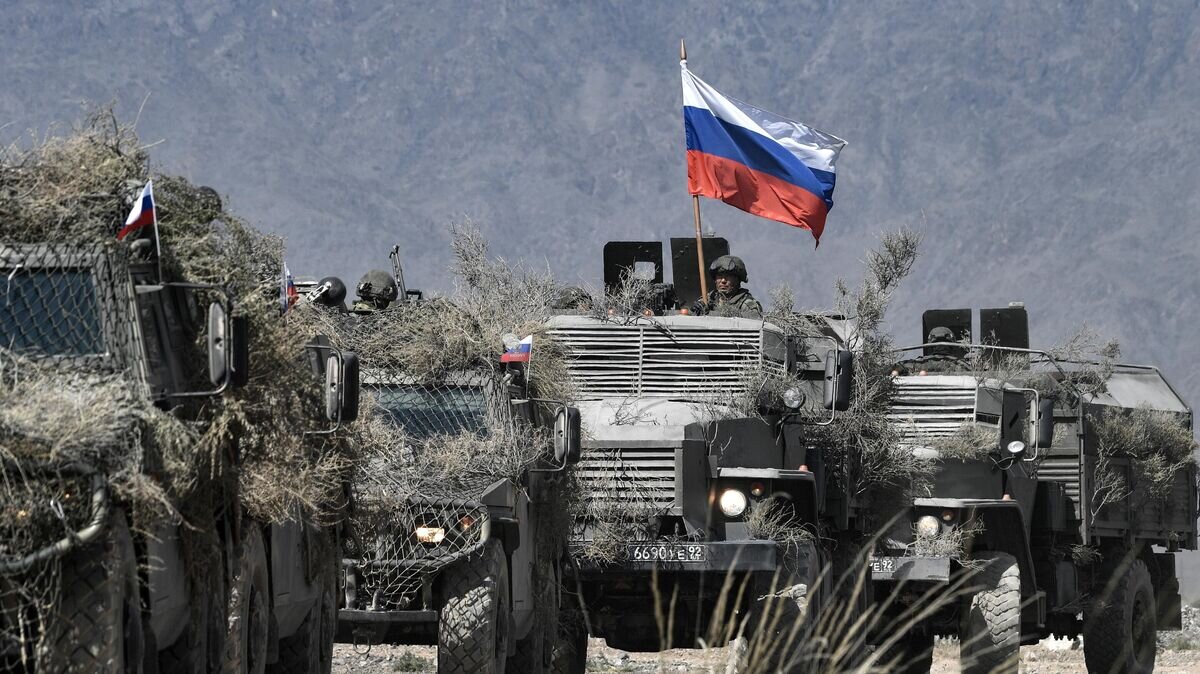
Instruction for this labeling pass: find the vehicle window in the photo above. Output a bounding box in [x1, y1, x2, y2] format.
[371, 385, 491, 439]
[0, 269, 104, 356]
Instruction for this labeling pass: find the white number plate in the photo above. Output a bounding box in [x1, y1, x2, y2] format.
[628, 544, 707, 562]
[870, 557, 896, 574]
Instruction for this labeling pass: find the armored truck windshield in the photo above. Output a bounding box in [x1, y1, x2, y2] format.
[372, 383, 491, 438]
[1, 266, 105, 356]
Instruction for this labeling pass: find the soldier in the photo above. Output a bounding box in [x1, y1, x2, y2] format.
[691, 255, 762, 316]
[350, 269, 398, 313]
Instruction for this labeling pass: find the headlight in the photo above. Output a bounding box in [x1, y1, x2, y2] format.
[1006, 440, 1026, 455]
[718, 489, 748, 517]
[782, 388, 804, 409]
[915, 515, 941, 538]
[415, 526, 446, 544]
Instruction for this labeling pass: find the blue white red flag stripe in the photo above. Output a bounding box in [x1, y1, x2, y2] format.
[682, 63, 846, 243]
[117, 181, 156, 241]
[500, 335, 533, 363]
[280, 261, 297, 314]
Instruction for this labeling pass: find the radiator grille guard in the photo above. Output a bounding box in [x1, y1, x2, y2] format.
[343, 495, 488, 610]
[576, 446, 677, 511]
[888, 376, 979, 449]
[549, 319, 780, 398]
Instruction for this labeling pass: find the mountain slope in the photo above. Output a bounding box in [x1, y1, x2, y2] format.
[3, 0, 1199, 591]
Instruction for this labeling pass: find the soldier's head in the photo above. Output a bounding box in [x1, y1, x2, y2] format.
[710, 255, 747, 294]
[926, 326, 960, 357]
[355, 270, 398, 310]
[927, 326, 955, 344]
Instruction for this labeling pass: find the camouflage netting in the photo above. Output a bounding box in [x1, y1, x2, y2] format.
[288, 224, 577, 614]
[291, 221, 573, 500]
[0, 111, 349, 661]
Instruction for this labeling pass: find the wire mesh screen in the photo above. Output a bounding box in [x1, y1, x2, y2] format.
[343, 369, 533, 608]
[0, 243, 140, 665]
[344, 496, 488, 610]
[0, 243, 138, 373]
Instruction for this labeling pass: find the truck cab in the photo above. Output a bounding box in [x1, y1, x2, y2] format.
[549, 240, 857, 671]
[872, 305, 1196, 674]
[0, 240, 352, 672]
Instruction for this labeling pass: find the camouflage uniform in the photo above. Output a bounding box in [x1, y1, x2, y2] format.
[690, 255, 762, 316]
[693, 288, 763, 316]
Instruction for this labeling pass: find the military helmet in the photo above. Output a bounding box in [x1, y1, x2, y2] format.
[356, 269, 398, 303]
[710, 255, 748, 283]
[927, 326, 955, 343]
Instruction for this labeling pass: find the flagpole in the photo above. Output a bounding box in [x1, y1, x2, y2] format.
[149, 179, 163, 283]
[682, 39, 710, 306]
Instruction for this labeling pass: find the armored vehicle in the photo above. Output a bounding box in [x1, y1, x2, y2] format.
[326, 256, 582, 674]
[871, 306, 1196, 674]
[547, 240, 857, 671]
[0, 239, 358, 672]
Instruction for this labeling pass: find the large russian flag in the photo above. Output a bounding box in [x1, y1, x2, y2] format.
[682, 63, 846, 243]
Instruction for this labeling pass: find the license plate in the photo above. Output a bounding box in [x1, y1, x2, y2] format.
[870, 557, 896, 574]
[627, 544, 707, 562]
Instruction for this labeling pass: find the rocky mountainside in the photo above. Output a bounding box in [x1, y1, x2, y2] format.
[3, 0, 1199, 589]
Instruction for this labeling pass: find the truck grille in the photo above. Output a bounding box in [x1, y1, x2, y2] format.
[888, 376, 978, 446]
[550, 323, 774, 398]
[576, 447, 676, 510]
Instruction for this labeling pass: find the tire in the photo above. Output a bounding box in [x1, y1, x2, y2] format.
[508, 557, 560, 674]
[39, 510, 144, 673]
[959, 551, 1020, 674]
[158, 542, 226, 674]
[225, 526, 270, 674]
[1083, 557, 1156, 674]
[268, 529, 337, 674]
[877, 627, 933, 674]
[549, 609, 587, 674]
[438, 540, 511, 674]
[756, 541, 821, 673]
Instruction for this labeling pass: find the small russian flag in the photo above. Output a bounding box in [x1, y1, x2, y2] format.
[500, 335, 533, 363]
[117, 180, 157, 241]
[280, 261, 298, 314]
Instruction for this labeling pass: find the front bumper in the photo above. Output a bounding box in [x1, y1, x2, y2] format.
[572, 540, 778, 574]
[336, 608, 440, 646]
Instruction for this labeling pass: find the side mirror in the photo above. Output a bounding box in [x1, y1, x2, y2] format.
[324, 352, 361, 423]
[823, 350, 852, 411]
[207, 302, 228, 386]
[1035, 397, 1055, 449]
[553, 406, 582, 465]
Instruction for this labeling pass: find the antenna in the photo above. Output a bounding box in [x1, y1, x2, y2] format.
[388, 244, 408, 299]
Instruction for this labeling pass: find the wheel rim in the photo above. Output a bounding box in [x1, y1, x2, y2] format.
[1131, 593, 1155, 667]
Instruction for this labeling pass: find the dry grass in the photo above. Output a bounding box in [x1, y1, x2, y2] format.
[1090, 404, 1196, 509]
[2, 111, 350, 527]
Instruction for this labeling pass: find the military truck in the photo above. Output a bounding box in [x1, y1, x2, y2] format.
[546, 240, 858, 671]
[325, 262, 582, 674]
[0, 238, 358, 672]
[871, 306, 1196, 674]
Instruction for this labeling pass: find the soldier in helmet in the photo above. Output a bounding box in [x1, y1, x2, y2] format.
[351, 269, 399, 313]
[690, 255, 762, 316]
[894, 325, 966, 374]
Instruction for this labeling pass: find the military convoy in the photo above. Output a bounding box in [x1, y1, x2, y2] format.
[3, 214, 1196, 674]
[0, 235, 358, 671]
[871, 306, 1196, 674]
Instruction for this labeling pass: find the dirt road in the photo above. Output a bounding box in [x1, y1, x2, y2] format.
[333, 638, 1200, 672]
